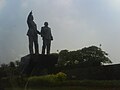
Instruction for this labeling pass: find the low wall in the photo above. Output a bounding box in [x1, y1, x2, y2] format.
[64, 64, 120, 80]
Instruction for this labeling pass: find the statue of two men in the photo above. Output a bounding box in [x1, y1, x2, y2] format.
[27, 11, 53, 55]
[41, 22, 53, 55]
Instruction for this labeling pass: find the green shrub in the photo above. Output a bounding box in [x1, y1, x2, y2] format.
[1, 76, 27, 88]
[28, 72, 67, 87]
[56, 72, 67, 81]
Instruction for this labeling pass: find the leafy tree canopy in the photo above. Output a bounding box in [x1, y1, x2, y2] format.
[58, 46, 112, 67]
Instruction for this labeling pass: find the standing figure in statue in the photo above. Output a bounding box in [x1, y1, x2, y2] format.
[41, 22, 53, 55]
[27, 11, 40, 54]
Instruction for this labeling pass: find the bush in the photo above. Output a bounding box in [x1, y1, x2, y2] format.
[28, 72, 67, 87]
[1, 76, 27, 88]
[56, 72, 67, 81]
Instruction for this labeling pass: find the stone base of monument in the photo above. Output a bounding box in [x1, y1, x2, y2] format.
[20, 54, 58, 75]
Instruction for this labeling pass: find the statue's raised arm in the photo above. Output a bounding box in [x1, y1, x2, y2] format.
[26, 11, 39, 55]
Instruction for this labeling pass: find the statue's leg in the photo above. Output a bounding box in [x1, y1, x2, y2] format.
[29, 37, 34, 54]
[42, 39, 46, 55]
[47, 40, 51, 55]
[34, 37, 39, 54]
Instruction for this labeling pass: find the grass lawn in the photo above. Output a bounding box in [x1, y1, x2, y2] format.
[4, 80, 120, 90]
[5, 86, 120, 90]
[28, 87, 120, 90]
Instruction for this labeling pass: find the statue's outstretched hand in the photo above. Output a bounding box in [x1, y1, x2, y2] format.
[37, 30, 41, 35]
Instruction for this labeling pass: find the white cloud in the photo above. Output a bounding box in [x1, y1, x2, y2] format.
[21, 0, 28, 8]
[54, 0, 73, 7]
[0, 0, 6, 11]
[107, 0, 120, 11]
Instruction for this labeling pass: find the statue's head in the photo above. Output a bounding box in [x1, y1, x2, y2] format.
[44, 22, 48, 26]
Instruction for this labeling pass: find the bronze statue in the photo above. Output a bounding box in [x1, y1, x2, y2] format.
[27, 11, 40, 54]
[41, 22, 53, 55]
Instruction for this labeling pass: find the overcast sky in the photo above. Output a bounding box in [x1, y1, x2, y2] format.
[0, 0, 120, 64]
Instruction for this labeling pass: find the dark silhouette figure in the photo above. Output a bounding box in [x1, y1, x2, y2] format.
[41, 22, 53, 55]
[27, 11, 40, 54]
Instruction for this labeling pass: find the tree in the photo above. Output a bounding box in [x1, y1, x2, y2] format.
[80, 46, 112, 66]
[0, 60, 21, 78]
[58, 50, 69, 66]
[9, 62, 15, 68]
[58, 46, 112, 67]
[15, 60, 20, 67]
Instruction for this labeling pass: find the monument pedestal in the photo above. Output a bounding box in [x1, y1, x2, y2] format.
[20, 54, 58, 75]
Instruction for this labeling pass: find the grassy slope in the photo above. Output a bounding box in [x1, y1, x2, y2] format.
[4, 80, 120, 90]
[5, 86, 120, 90]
